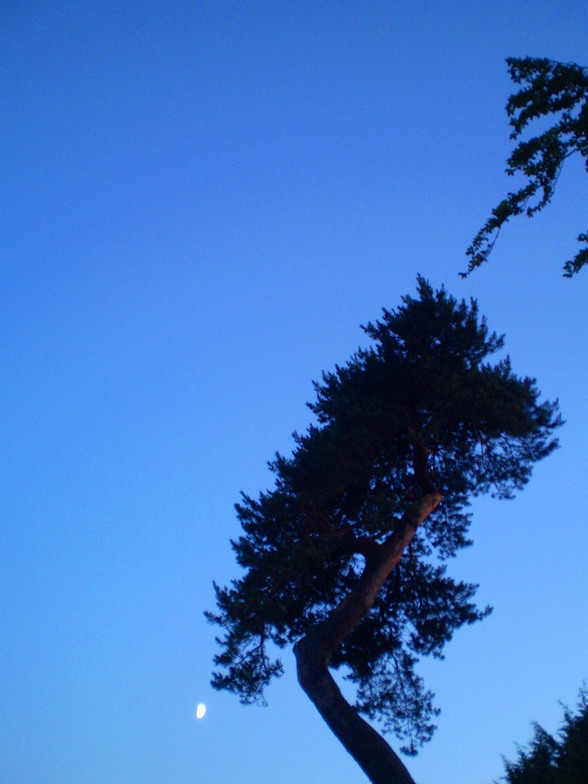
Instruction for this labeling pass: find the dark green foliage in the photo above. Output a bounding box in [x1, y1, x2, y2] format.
[206, 278, 562, 752]
[500, 688, 588, 784]
[465, 57, 588, 277]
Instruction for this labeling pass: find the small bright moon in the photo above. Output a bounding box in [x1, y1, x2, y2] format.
[196, 703, 206, 719]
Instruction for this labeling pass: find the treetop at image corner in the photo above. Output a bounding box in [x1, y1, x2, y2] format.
[500, 685, 588, 784]
[464, 56, 588, 278]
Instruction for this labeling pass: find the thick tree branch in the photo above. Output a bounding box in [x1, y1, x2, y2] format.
[294, 491, 441, 784]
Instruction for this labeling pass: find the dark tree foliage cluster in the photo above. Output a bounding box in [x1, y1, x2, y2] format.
[500, 688, 588, 784]
[465, 56, 588, 277]
[207, 278, 561, 782]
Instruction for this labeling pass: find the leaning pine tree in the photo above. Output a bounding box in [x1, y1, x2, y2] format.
[206, 278, 562, 784]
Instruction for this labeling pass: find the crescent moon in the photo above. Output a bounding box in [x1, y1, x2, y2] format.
[196, 703, 206, 719]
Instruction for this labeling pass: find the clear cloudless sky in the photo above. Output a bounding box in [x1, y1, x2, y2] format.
[1, 2, 587, 783]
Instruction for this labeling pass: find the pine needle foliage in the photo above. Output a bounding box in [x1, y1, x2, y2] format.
[206, 278, 562, 756]
[465, 56, 588, 277]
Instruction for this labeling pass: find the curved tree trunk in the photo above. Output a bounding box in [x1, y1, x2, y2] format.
[293, 491, 441, 784]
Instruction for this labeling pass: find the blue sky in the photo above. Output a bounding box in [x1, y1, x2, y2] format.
[1, 2, 587, 783]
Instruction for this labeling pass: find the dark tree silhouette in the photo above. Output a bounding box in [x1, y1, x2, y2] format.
[465, 56, 588, 277]
[500, 687, 588, 784]
[207, 278, 562, 784]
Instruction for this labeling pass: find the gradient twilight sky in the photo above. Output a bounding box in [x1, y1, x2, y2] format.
[1, 3, 587, 783]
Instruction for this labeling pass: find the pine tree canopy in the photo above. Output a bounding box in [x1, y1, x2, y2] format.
[206, 278, 562, 755]
[465, 56, 588, 277]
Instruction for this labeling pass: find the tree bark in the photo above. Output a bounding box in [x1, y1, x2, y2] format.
[293, 491, 442, 784]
